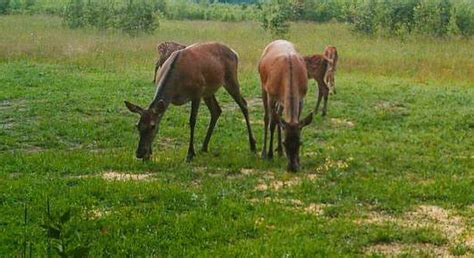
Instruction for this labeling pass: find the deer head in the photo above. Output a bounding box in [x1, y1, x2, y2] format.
[276, 112, 313, 172]
[124, 100, 166, 160]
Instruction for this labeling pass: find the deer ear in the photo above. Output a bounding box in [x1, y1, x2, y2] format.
[299, 112, 313, 129]
[124, 101, 143, 115]
[151, 99, 166, 114]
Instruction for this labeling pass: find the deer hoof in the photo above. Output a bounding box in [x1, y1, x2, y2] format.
[186, 153, 195, 162]
[250, 139, 257, 153]
[276, 148, 283, 157]
[267, 152, 274, 160]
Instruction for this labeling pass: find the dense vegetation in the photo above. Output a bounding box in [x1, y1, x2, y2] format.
[1, 0, 473, 37]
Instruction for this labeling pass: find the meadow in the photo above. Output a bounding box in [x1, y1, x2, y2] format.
[0, 15, 473, 256]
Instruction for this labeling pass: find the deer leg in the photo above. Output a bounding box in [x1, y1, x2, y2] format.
[299, 99, 304, 119]
[201, 95, 221, 152]
[186, 99, 200, 162]
[262, 90, 269, 159]
[322, 86, 329, 117]
[153, 61, 160, 84]
[315, 82, 323, 115]
[268, 112, 276, 160]
[276, 105, 283, 157]
[267, 98, 277, 160]
[224, 80, 257, 153]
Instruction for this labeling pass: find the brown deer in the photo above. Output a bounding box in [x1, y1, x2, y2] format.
[259, 40, 313, 172]
[152, 41, 186, 84]
[303, 46, 338, 116]
[126, 42, 257, 161]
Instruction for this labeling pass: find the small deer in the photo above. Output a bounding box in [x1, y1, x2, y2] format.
[304, 46, 338, 116]
[126, 42, 257, 161]
[153, 41, 186, 84]
[259, 40, 313, 172]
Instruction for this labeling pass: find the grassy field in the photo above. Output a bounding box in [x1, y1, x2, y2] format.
[1, 15, 473, 256]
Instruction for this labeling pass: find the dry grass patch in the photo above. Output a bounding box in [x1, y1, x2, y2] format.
[88, 208, 111, 220]
[360, 205, 474, 256]
[315, 157, 352, 173]
[101, 171, 153, 181]
[330, 118, 355, 128]
[374, 100, 410, 118]
[254, 173, 318, 192]
[367, 243, 450, 257]
[68, 171, 154, 181]
[249, 197, 330, 216]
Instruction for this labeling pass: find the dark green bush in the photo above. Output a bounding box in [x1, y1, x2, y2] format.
[117, 0, 157, 35]
[260, 0, 291, 38]
[447, 0, 473, 37]
[348, 0, 473, 38]
[0, 0, 10, 14]
[413, 0, 451, 36]
[377, 0, 419, 35]
[301, 0, 338, 22]
[63, 0, 85, 29]
[352, 0, 378, 34]
[63, 0, 158, 35]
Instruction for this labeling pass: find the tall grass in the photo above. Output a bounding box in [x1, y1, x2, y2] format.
[0, 15, 472, 84]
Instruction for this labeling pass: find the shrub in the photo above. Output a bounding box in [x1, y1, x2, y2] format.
[351, 0, 378, 35]
[116, 0, 157, 35]
[260, 0, 291, 38]
[376, 0, 419, 35]
[301, 0, 339, 22]
[347, 0, 473, 38]
[413, 0, 451, 36]
[448, 0, 474, 37]
[63, 0, 85, 29]
[63, 0, 158, 35]
[0, 0, 10, 14]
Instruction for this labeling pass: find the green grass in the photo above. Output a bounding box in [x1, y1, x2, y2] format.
[0, 15, 473, 256]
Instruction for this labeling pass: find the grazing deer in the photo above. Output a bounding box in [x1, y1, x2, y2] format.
[126, 42, 257, 161]
[153, 41, 186, 84]
[258, 40, 313, 172]
[303, 46, 338, 116]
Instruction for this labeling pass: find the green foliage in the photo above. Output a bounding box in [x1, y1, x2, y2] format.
[116, 0, 157, 35]
[447, 0, 474, 37]
[41, 201, 90, 257]
[349, 0, 474, 37]
[0, 0, 10, 14]
[63, 0, 158, 35]
[351, 0, 378, 34]
[3, 0, 473, 38]
[413, 0, 451, 36]
[259, 0, 291, 38]
[63, 0, 84, 28]
[165, 0, 258, 22]
[300, 0, 341, 22]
